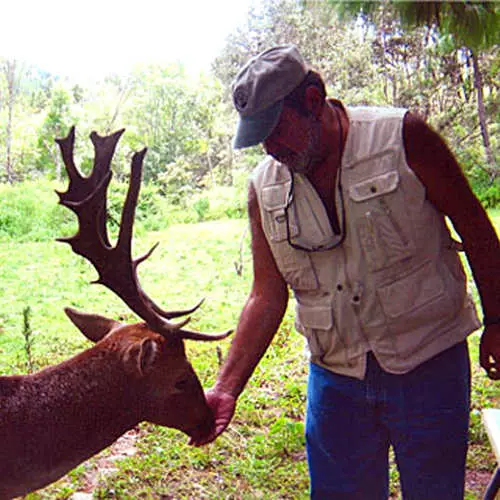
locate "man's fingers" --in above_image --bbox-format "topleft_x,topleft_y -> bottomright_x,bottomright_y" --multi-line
480,326 -> 500,380
485,363 -> 500,380
480,351 -> 500,380
189,419 -> 230,447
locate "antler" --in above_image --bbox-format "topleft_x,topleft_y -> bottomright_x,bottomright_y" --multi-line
55,127 -> 231,341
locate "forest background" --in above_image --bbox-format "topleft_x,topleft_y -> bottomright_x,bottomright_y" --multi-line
0,0 -> 498,237
0,1 -> 499,498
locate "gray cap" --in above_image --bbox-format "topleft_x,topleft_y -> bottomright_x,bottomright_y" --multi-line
231,45 -> 308,149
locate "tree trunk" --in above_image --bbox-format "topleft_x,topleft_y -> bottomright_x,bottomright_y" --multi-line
470,49 -> 497,181
5,60 -> 16,184
206,142 -> 215,188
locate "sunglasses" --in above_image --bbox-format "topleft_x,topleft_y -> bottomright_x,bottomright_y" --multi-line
283,167 -> 346,252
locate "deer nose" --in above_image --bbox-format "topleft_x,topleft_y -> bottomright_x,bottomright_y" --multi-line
188,409 -> 215,441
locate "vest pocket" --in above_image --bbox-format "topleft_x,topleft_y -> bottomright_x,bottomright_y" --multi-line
349,171 -> 399,202
350,171 -> 415,271
377,260 -> 445,320
295,305 -> 334,358
261,181 -> 319,290
262,182 -> 298,242
280,256 -> 319,290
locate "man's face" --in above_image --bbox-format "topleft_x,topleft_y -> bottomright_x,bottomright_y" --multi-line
263,105 -> 323,175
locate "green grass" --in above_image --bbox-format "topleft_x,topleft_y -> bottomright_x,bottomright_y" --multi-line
1,214 -> 499,499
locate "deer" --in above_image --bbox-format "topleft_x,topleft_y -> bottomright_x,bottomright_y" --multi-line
0,127 -> 232,499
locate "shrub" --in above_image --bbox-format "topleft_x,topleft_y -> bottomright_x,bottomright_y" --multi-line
190,186 -> 246,222
106,180 -> 170,234
193,197 -> 210,221
478,181 -> 500,209
0,181 -> 74,242
468,167 -> 500,209
0,179 -> 248,243
0,180 -> 170,242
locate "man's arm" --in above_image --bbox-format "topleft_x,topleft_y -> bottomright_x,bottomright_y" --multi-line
191,182 -> 289,445
403,112 -> 500,379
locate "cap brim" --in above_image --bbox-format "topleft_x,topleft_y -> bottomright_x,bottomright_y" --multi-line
232,100 -> 283,150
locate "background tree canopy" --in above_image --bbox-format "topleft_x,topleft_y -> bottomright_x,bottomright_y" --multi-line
0,0 -> 498,210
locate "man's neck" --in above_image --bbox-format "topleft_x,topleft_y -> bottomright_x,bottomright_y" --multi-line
305,100 -> 347,233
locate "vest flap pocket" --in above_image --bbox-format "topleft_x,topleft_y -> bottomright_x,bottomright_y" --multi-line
282,266 -> 319,291
261,182 -> 298,242
349,171 -> 399,202
262,182 -> 290,210
377,260 -> 445,319
296,305 -> 333,330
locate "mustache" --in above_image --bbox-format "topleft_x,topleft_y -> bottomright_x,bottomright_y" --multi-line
267,116 -> 322,171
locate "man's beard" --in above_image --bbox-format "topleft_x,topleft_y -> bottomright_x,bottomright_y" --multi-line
272,116 -> 323,174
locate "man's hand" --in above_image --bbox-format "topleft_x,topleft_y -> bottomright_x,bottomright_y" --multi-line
480,325 -> 500,380
189,388 -> 236,446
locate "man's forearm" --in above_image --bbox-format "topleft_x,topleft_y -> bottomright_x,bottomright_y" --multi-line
454,201 -> 500,320
214,292 -> 288,398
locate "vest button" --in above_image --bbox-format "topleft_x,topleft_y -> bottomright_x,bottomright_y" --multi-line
336,284 -> 343,291
353,295 -> 360,303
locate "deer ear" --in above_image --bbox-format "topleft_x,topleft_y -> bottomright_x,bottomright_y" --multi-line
64,307 -> 121,342
138,338 -> 160,376
124,338 -> 160,376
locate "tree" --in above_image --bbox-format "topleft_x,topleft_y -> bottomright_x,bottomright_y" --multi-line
1,59 -> 24,183
329,0 -> 498,179
36,85 -> 73,180
115,64 -> 228,200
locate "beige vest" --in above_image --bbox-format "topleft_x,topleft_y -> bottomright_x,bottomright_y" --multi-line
251,106 -> 480,379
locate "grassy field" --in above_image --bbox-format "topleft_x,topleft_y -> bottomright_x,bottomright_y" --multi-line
1,212 -> 499,499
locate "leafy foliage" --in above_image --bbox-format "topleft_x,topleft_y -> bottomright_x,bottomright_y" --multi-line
332,1 -> 499,51
0,0 -> 498,204
0,180 -> 72,241
321,0 -> 498,183
0,177 -> 247,243
36,85 -> 73,180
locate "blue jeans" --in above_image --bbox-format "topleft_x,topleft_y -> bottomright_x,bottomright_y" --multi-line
306,341 -> 470,499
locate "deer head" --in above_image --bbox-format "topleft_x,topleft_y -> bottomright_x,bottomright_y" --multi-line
55,127 -> 232,436
63,307 -> 215,439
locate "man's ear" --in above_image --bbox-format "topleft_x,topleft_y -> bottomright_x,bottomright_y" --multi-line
64,307 -> 121,342
304,85 -> 325,118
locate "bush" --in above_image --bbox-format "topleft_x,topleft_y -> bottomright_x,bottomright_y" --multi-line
0,180 -> 171,242
0,179 -> 248,243
468,167 -> 500,209
106,180 -> 171,234
478,181 -> 500,209
190,186 -> 246,222
0,181 -> 74,242
193,197 -> 210,221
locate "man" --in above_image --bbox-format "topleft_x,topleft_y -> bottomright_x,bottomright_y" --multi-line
192,45 -> 500,498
